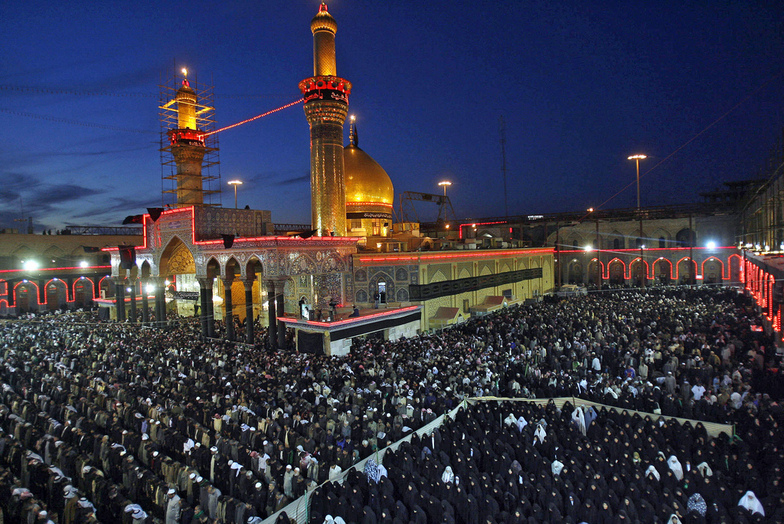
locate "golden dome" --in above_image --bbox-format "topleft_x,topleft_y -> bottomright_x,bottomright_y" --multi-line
344,127 -> 394,206
311,3 -> 337,34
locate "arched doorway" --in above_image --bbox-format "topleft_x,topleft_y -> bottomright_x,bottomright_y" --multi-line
728,254 -> 741,284
73,277 -> 95,308
45,279 -> 68,311
159,236 -> 196,317
15,282 -> 39,313
677,258 -> 696,284
587,259 -> 603,285
568,260 -> 583,284
653,258 -> 672,285
703,258 -> 723,285
608,259 -> 625,285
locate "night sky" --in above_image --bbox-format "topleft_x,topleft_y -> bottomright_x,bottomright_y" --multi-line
2,1 -> 783,231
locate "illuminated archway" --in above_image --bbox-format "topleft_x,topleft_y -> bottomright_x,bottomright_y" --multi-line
653,258 -> 673,284
14,281 -> 39,313
608,259 -> 625,285
44,278 -> 68,310
73,277 -> 95,307
702,257 -> 724,285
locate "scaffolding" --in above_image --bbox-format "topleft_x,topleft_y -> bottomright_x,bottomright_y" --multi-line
159,71 -> 221,207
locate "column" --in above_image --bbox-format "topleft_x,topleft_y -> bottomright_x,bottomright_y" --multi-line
267,280 -> 277,350
128,279 -> 137,323
198,278 -> 210,338
206,279 -> 215,338
223,277 -> 235,342
244,279 -> 255,344
141,280 -> 150,325
114,279 -> 126,322
155,279 -> 166,328
276,280 -> 286,349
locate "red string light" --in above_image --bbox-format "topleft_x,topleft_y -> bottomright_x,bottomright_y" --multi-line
204,98 -> 304,136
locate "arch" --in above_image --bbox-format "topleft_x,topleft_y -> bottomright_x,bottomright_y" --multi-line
158,235 -> 195,277
653,258 -> 673,284
44,278 -> 68,310
291,253 -> 317,275
587,259 -> 604,285
140,260 -> 152,279
225,257 -> 241,278
702,257 -> 724,285
0,279 -> 7,297
650,228 -> 670,248
567,259 -> 583,284
14,281 -> 40,312
98,276 -> 114,299
629,258 -> 649,286
676,228 -> 696,247
369,271 -> 394,304
608,258 -> 625,285
73,277 -> 95,306
676,257 -> 696,284
728,254 -> 742,283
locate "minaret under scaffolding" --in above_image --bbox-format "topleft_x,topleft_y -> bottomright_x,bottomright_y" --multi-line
299,3 -> 352,236
160,69 -> 220,207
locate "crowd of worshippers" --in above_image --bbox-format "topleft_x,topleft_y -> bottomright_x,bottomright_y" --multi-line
312,399 -> 781,523
0,286 -> 779,523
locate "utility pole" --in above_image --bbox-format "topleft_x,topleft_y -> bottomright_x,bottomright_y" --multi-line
499,116 -> 509,219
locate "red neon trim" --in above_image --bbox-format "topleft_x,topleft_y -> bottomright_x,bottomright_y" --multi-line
72,277 -> 96,300
674,257 -> 697,281
358,248 -> 552,264
653,257 -> 674,281
458,221 -> 508,240
627,258 -> 650,279
44,278 -> 69,302
278,305 -> 420,327
701,256 -> 725,281
605,258 -> 626,280
0,265 -> 111,274
14,280 -> 41,306
558,245 -> 736,254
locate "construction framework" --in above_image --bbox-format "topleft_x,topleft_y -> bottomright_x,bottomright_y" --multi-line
159,72 -> 221,207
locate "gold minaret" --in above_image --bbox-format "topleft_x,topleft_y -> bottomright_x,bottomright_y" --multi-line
167,70 -> 206,207
299,2 -> 352,236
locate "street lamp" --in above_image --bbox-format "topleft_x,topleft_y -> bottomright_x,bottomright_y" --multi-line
588,207 -> 601,290
438,180 -> 452,197
227,180 -> 243,209
628,154 -> 647,287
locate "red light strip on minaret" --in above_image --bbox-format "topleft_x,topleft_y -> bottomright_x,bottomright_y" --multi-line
203,99 -> 304,136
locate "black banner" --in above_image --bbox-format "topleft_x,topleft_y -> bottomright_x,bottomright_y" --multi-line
347,212 -> 393,220
409,268 -> 543,301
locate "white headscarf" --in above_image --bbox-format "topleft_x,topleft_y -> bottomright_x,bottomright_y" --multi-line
645,465 -> 660,481
441,466 -> 455,484
738,491 -> 765,516
696,461 -> 713,478
667,455 -> 683,481
533,424 -> 546,445
571,407 -> 586,436
551,460 -> 564,476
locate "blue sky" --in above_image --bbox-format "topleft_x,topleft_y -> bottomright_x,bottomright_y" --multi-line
1,0 -> 783,231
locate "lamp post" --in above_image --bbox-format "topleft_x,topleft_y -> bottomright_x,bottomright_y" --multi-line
588,207 -> 601,290
628,154 -> 647,287
228,180 -> 243,209
438,180 -> 452,197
